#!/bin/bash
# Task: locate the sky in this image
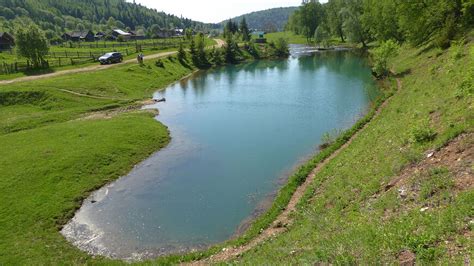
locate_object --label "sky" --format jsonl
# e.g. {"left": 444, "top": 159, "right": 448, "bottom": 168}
{"left": 127, "top": 0, "right": 326, "bottom": 24}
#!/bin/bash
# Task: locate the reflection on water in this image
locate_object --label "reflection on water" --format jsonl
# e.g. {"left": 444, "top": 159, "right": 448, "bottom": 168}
{"left": 62, "top": 45, "right": 379, "bottom": 260}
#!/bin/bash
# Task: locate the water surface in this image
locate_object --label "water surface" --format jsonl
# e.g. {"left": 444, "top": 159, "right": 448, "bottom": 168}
{"left": 62, "top": 46, "right": 378, "bottom": 259}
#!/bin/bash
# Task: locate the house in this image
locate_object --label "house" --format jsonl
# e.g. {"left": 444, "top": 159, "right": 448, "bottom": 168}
{"left": 62, "top": 31, "right": 95, "bottom": 42}
{"left": 0, "top": 32, "right": 14, "bottom": 50}
{"left": 155, "top": 29, "right": 174, "bottom": 38}
{"left": 95, "top": 32, "right": 106, "bottom": 40}
{"left": 129, "top": 31, "right": 146, "bottom": 40}
{"left": 174, "top": 29, "right": 184, "bottom": 37}
{"left": 253, "top": 31, "right": 267, "bottom": 44}
{"left": 112, "top": 29, "right": 132, "bottom": 40}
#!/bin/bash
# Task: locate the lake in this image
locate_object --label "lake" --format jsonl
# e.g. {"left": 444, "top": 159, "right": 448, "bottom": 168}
{"left": 62, "top": 46, "right": 378, "bottom": 260}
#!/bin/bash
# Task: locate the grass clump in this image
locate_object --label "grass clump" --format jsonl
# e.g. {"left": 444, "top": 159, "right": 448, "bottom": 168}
{"left": 412, "top": 126, "right": 437, "bottom": 143}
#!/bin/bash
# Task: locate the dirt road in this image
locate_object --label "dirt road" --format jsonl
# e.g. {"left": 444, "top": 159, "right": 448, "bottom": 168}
{"left": 0, "top": 39, "right": 225, "bottom": 85}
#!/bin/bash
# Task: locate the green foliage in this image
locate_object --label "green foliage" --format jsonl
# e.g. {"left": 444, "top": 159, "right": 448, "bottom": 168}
{"left": 154, "top": 59, "right": 164, "bottom": 68}
{"left": 210, "top": 47, "right": 223, "bottom": 65}
{"left": 240, "top": 17, "right": 251, "bottom": 42}
{"left": 270, "top": 38, "right": 290, "bottom": 58}
{"left": 412, "top": 126, "right": 437, "bottom": 143}
{"left": 177, "top": 43, "right": 187, "bottom": 62}
{"left": 314, "top": 24, "right": 330, "bottom": 48}
{"left": 224, "top": 34, "right": 241, "bottom": 64}
{"left": 0, "top": 0, "right": 210, "bottom": 41}
{"left": 14, "top": 23, "right": 49, "bottom": 68}
{"left": 224, "top": 7, "right": 298, "bottom": 32}
{"left": 371, "top": 40, "right": 399, "bottom": 77}
{"left": 419, "top": 168, "right": 454, "bottom": 200}
{"left": 244, "top": 42, "right": 261, "bottom": 59}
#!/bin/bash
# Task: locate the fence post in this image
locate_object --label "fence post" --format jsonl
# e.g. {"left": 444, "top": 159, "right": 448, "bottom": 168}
{"left": 65, "top": 50, "right": 68, "bottom": 57}
{"left": 77, "top": 51, "right": 79, "bottom": 57}
{"left": 71, "top": 58, "right": 74, "bottom": 65}
{"left": 15, "top": 62, "right": 18, "bottom": 72}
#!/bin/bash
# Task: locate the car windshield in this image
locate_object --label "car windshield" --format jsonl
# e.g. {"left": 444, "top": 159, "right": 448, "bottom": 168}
{"left": 104, "top": 53, "right": 114, "bottom": 56}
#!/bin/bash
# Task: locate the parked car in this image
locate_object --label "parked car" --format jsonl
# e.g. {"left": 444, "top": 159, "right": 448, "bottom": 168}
{"left": 98, "top": 52, "right": 123, "bottom": 64}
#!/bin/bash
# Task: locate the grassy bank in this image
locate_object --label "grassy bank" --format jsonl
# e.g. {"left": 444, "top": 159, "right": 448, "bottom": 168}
{"left": 231, "top": 37, "right": 473, "bottom": 263}
{"left": 0, "top": 56, "right": 198, "bottom": 264}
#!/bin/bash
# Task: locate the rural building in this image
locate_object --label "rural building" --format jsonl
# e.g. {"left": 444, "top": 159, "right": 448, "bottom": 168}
{"left": 62, "top": 31, "right": 95, "bottom": 42}
{"left": 112, "top": 29, "right": 132, "bottom": 40}
{"left": 95, "top": 32, "right": 106, "bottom": 40}
{"left": 174, "top": 28, "right": 184, "bottom": 36}
{"left": 0, "top": 32, "right": 15, "bottom": 50}
{"left": 129, "top": 30, "right": 146, "bottom": 40}
{"left": 253, "top": 31, "right": 267, "bottom": 43}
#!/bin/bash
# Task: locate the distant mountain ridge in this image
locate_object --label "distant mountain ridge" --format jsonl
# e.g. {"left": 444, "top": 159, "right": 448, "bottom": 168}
{"left": 220, "top": 7, "right": 298, "bottom": 32}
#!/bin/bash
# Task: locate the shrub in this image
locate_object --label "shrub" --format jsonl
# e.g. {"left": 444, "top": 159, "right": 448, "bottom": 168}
{"left": 371, "top": 40, "right": 399, "bottom": 77}
{"left": 155, "top": 59, "right": 164, "bottom": 68}
{"left": 412, "top": 126, "right": 437, "bottom": 143}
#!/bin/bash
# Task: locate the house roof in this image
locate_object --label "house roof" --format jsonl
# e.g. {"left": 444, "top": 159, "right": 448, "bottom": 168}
{"left": 113, "top": 29, "right": 131, "bottom": 36}
{"left": 65, "top": 31, "right": 93, "bottom": 38}
{"left": 0, "top": 32, "right": 13, "bottom": 39}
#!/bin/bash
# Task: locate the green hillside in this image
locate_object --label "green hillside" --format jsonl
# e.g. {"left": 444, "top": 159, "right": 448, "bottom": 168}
{"left": 0, "top": 0, "right": 216, "bottom": 41}
{"left": 221, "top": 7, "right": 297, "bottom": 32}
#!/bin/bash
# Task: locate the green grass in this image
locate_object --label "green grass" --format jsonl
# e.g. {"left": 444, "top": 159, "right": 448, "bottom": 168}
{"left": 232, "top": 37, "right": 474, "bottom": 264}
{"left": 0, "top": 56, "right": 199, "bottom": 264}
{"left": 0, "top": 38, "right": 216, "bottom": 81}
{"left": 263, "top": 31, "right": 309, "bottom": 44}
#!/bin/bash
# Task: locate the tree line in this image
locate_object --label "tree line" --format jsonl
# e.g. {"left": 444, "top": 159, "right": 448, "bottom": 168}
{"left": 180, "top": 31, "right": 290, "bottom": 69}
{"left": 287, "top": 0, "right": 473, "bottom": 49}
{"left": 0, "top": 0, "right": 218, "bottom": 42}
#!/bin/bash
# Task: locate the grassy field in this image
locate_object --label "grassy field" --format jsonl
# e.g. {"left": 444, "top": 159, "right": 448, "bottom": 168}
{"left": 0, "top": 38, "right": 216, "bottom": 80}
{"left": 263, "top": 31, "right": 309, "bottom": 44}
{"left": 0, "top": 57, "right": 198, "bottom": 264}
{"left": 232, "top": 37, "right": 473, "bottom": 263}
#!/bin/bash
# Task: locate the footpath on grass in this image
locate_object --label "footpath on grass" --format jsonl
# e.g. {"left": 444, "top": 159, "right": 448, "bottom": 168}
{"left": 0, "top": 39, "right": 225, "bottom": 85}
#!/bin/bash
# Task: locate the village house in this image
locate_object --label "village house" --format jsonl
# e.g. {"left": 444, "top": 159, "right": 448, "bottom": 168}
{"left": 0, "top": 32, "right": 15, "bottom": 50}
{"left": 129, "top": 30, "right": 146, "bottom": 40}
{"left": 112, "top": 29, "right": 132, "bottom": 40}
{"left": 62, "top": 30, "right": 95, "bottom": 42}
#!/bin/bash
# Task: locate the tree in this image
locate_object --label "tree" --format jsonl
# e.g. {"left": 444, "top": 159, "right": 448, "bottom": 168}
{"left": 15, "top": 23, "right": 49, "bottom": 68}
{"left": 340, "top": 0, "right": 369, "bottom": 47}
{"left": 210, "top": 47, "right": 223, "bottom": 65}
{"left": 326, "top": 0, "right": 345, "bottom": 42}
{"left": 371, "top": 40, "right": 399, "bottom": 77}
{"left": 189, "top": 37, "right": 199, "bottom": 65}
{"left": 314, "top": 24, "right": 330, "bottom": 48}
{"left": 177, "top": 43, "right": 187, "bottom": 62}
{"left": 224, "top": 33, "right": 239, "bottom": 63}
{"left": 196, "top": 33, "right": 209, "bottom": 67}
{"left": 240, "top": 17, "right": 251, "bottom": 42}
{"left": 272, "top": 38, "right": 290, "bottom": 58}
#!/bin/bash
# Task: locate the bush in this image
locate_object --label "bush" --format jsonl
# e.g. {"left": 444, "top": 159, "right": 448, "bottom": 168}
{"left": 155, "top": 59, "right": 164, "bottom": 68}
{"left": 371, "top": 40, "right": 399, "bottom": 77}
{"left": 412, "top": 126, "right": 437, "bottom": 143}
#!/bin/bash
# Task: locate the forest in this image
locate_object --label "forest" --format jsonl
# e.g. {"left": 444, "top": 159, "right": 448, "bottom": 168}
{"left": 221, "top": 7, "right": 298, "bottom": 32}
{"left": 0, "top": 0, "right": 218, "bottom": 42}
{"left": 286, "top": 0, "right": 474, "bottom": 48}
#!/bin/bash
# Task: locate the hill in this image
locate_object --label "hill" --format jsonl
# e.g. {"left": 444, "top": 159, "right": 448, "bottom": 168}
{"left": 220, "top": 7, "right": 297, "bottom": 32}
{"left": 0, "top": 0, "right": 216, "bottom": 41}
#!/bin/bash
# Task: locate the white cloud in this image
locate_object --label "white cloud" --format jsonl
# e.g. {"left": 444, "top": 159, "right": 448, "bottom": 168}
{"left": 127, "top": 0, "right": 327, "bottom": 23}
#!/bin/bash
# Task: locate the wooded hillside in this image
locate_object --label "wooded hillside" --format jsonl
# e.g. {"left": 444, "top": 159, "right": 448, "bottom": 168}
{"left": 221, "top": 7, "right": 298, "bottom": 32}
{"left": 0, "top": 0, "right": 217, "bottom": 41}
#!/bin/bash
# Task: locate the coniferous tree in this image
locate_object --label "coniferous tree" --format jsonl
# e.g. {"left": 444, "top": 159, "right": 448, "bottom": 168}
{"left": 240, "top": 17, "right": 251, "bottom": 41}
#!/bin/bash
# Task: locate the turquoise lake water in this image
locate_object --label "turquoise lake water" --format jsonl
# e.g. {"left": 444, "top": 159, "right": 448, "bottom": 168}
{"left": 62, "top": 46, "right": 379, "bottom": 259}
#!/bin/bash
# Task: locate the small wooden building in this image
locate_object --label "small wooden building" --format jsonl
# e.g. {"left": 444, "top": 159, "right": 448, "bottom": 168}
{"left": 112, "top": 29, "right": 132, "bottom": 41}
{"left": 253, "top": 31, "right": 267, "bottom": 44}
{"left": 0, "top": 32, "right": 14, "bottom": 50}
{"left": 62, "top": 31, "right": 95, "bottom": 42}
{"left": 129, "top": 31, "right": 146, "bottom": 40}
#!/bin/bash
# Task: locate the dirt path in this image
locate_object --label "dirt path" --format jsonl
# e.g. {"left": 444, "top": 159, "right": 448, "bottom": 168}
{"left": 186, "top": 78, "right": 402, "bottom": 265}
{"left": 0, "top": 39, "right": 225, "bottom": 86}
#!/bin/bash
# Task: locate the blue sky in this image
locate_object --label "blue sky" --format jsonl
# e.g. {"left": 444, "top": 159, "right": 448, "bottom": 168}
{"left": 127, "top": 0, "right": 327, "bottom": 23}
